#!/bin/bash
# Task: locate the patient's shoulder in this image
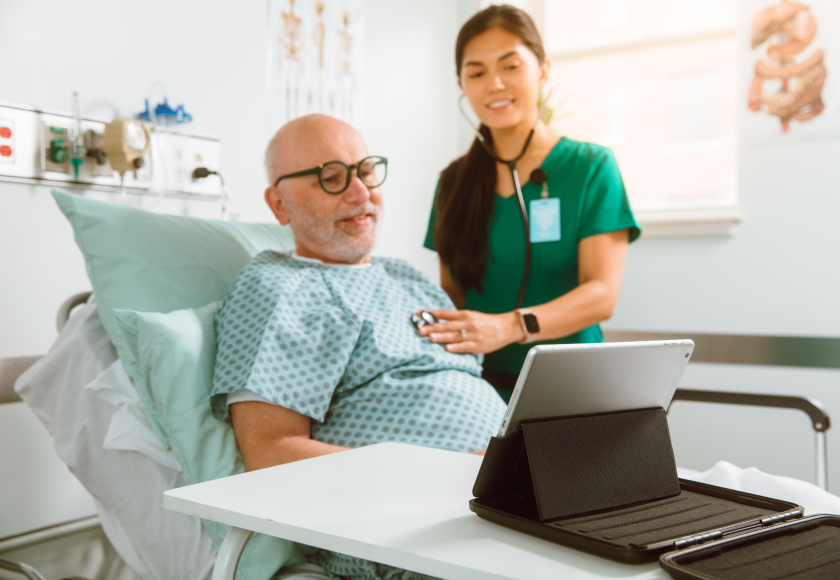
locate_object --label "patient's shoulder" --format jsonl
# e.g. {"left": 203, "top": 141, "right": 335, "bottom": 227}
{"left": 374, "top": 257, "right": 433, "bottom": 285}
{"left": 224, "top": 250, "right": 326, "bottom": 304}
{"left": 374, "top": 257, "right": 455, "bottom": 307}
{"left": 238, "top": 250, "right": 312, "bottom": 281}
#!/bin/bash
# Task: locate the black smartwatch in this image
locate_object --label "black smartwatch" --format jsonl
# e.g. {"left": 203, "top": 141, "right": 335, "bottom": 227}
{"left": 516, "top": 308, "right": 540, "bottom": 343}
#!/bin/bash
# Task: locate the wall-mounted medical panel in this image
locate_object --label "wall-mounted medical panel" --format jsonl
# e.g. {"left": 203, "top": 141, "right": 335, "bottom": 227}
{"left": 0, "top": 102, "right": 223, "bottom": 200}
{"left": 0, "top": 118, "right": 16, "bottom": 164}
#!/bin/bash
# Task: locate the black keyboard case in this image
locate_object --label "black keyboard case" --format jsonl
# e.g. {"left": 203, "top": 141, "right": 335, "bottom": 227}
{"left": 469, "top": 407, "right": 809, "bottom": 569}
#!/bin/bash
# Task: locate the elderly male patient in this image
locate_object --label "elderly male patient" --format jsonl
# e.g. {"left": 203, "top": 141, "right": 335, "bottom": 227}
{"left": 211, "top": 114, "right": 506, "bottom": 580}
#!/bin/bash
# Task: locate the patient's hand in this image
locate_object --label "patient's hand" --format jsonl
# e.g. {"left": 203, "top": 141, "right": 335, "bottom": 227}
{"left": 471, "top": 448, "right": 487, "bottom": 456}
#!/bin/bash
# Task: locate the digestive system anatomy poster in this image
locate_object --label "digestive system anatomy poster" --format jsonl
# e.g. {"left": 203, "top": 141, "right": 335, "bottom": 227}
{"left": 740, "top": 0, "right": 840, "bottom": 144}
{"left": 268, "top": 0, "right": 364, "bottom": 133}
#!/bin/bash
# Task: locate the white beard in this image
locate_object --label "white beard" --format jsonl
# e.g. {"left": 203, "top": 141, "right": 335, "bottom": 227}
{"left": 285, "top": 197, "right": 380, "bottom": 264}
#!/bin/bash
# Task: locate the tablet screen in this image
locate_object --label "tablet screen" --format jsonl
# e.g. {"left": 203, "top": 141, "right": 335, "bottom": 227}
{"left": 497, "top": 340, "right": 694, "bottom": 437}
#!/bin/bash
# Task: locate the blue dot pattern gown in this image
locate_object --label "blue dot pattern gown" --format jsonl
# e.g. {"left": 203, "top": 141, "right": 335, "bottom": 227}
{"left": 212, "top": 251, "right": 507, "bottom": 580}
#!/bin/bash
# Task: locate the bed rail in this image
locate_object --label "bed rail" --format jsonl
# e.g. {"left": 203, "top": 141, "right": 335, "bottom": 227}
{"left": 0, "top": 558, "right": 46, "bottom": 580}
{"left": 0, "top": 515, "right": 101, "bottom": 580}
{"left": 1, "top": 292, "right": 92, "bottom": 404}
{"left": 672, "top": 389, "right": 831, "bottom": 490}
{"left": 0, "top": 356, "right": 41, "bottom": 405}
{"left": 56, "top": 291, "right": 92, "bottom": 333}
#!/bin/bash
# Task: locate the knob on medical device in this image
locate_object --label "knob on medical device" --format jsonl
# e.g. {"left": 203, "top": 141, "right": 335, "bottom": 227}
{"left": 103, "top": 118, "right": 151, "bottom": 177}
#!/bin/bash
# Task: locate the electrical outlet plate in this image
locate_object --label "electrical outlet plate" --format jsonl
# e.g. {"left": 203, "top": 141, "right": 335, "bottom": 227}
{"left": 0, "top": 118, "right": 15, "bottom": 164}
{"left": 154, "top": 132, "right": 223, "bottom": 195}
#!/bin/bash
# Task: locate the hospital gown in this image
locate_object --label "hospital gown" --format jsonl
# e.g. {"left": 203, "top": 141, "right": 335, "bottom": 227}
{"left": 212, "top": 251, "right": 507, "bottom": 580}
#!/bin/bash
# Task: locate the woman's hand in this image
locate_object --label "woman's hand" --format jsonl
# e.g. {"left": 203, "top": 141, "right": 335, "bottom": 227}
{"left": 417, "top": 309, "right": 525, "bottom": 354}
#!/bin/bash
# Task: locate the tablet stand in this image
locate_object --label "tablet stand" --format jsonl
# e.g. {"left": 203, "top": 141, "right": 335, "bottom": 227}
{"left": 474, "top": 408, "right": 681, "bottom": 522}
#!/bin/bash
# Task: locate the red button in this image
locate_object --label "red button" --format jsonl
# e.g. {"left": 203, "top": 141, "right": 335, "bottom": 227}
{"left": 0, "top": 127, "right": 10, "bottom": 139}
{"left": 0, "top": 145, "right": 12, "bottom": 156}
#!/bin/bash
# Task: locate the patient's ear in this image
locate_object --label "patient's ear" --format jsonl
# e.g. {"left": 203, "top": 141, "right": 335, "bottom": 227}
{"left": 265, "top": 187, "right": 291, "bottom": 225}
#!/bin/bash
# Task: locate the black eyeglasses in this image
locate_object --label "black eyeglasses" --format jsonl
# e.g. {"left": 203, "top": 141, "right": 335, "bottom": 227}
{"left": 273, "top": 155, "right": 388, "bottom": 194}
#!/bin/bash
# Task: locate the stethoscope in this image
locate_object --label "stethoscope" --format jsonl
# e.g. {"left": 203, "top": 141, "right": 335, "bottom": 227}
{"left": 458, "top": 84, "right": 553, "bottom": 310}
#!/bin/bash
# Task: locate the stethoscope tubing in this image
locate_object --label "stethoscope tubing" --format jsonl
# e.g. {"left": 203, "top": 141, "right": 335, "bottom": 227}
{"left": 509, "top": 161, "right": 531, "bottom": 310}
{"left": 458, "top": 88, "right": 552, "bottom": 309}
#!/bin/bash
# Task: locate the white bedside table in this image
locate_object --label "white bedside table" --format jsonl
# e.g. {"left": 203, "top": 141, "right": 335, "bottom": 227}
{"left": 164, "top": 442, "right": 667, "bottom": 580}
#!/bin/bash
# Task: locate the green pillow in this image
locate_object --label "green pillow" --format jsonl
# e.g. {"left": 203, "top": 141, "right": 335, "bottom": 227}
{"left": 114, "top": 302, "right": 308, "bottom": 579}
{"left": 53, "top": 189, "right": 294, "bottom": 448}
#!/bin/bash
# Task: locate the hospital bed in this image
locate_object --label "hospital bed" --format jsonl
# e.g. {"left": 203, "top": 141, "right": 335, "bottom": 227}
{"left": 1, "top": 293, "right": 837, "bottom": 580}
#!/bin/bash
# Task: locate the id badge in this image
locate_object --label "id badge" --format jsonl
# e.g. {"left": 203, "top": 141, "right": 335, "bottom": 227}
{"left": 529, "top": 198, "right": 561, "bottom": 243}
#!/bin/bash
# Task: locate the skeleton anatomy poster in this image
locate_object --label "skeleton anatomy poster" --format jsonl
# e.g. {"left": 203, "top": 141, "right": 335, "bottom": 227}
{"left": 740, "top": 0, "right": 840, "bottom": 144}
{"left": 268, "top": 0, "right": 364, "bottom": 133}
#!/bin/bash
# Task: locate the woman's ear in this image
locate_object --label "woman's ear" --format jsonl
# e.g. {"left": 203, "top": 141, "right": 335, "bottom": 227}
{"left": 540, "top": 57, "right": 552, "bottom": 85}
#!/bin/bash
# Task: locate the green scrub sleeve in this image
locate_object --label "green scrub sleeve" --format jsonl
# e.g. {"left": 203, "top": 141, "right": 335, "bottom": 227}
{"left": 578, "top": 149, "right": 641, "bottom": 243}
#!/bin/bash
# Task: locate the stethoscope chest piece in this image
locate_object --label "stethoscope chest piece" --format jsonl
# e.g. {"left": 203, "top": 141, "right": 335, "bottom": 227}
{"left": 411, "top": 310, "right": 439, "bottom": 331}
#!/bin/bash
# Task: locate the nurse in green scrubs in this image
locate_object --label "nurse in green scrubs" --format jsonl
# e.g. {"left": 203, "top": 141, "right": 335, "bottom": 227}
{"left": 421, "top": 5, "right": 640, "bottom": 403}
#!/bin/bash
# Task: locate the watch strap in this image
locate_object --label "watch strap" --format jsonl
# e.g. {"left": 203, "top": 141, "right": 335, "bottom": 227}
{"left": 516, "top": 308, "right": 540, "bottom": 344}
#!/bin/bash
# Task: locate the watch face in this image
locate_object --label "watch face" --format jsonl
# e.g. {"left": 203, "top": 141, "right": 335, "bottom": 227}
{"left": 523, "top": 313, "right": 540, "bottom": 334}
{"left": 125, "top": 121, "right": 148, "bottom": 152}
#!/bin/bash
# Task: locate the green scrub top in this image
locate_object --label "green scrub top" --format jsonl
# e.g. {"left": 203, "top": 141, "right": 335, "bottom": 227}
{"left": 424, "top": 137, "right": 640, "bottom": 378}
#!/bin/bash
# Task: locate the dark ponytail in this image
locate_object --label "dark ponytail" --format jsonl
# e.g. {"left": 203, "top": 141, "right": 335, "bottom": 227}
{"left": 434, "top": 5, "right": 545, "bottom": 295}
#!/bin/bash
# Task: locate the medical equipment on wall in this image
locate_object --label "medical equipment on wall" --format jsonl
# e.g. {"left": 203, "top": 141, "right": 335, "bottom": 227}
{"left": 0, "top": 95, "right": 225, "bottom": 206}
{"left": 103, "top": 117, "right": 151, "bottom": 178}
{"left": 69, "top": 92, "right": 85, "bottom": 180}
{"left": 137, "top": 86, "right": 196, "bottom": 207}
{"left": 138, "top": 97, "right": 193, "bottom": 126}
{"left": 192, "top": 166, "right": 230, "bottom": 220}
{"left": 458, "top": 84, "right": 554, "bottom": 310}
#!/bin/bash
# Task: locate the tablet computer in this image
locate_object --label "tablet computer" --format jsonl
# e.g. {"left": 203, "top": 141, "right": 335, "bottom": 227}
{"left": 497, "top": 340, "right": 694, "bottom": 437}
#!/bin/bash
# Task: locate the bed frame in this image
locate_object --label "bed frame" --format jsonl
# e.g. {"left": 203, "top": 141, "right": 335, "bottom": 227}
{"left": 0, "top": 293, "right": 833, "bottom": 580}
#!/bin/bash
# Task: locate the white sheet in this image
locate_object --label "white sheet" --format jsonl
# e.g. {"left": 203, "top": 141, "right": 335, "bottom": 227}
{"left": 85, "top": 360, "right": 182, "bottom": 473}
{"left": 15, "top": 299, "right": 215, "bottom": 580}
{"left": 679, "top": 461, "right": 840, "bottom": 516}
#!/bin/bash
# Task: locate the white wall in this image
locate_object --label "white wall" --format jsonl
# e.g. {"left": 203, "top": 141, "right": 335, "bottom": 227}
{"left": 605, "top": 138, "right": 840, "bottom": 494}
{"left": 611, "top": 139, "right": 840, "bottom": 337}
{"left": 365, "top": 1, "right": 463, "bottom": 277}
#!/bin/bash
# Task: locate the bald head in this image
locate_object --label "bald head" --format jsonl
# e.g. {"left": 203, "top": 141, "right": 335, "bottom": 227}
{"left": 265, "top": 114, "right": 364, "bottom": 185}
{"left": 263, "top": 114, "right": 383, "bottom": 265}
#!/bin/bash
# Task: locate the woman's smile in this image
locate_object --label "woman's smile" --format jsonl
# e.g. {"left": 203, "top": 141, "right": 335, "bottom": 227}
{"left": 487, "top": 98, "right": 513, "bottom": 111}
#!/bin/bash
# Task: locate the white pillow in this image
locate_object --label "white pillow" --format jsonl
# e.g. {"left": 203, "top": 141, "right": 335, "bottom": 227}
{"left": 15, "top": 299, "right": 215, "bottom": 580}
